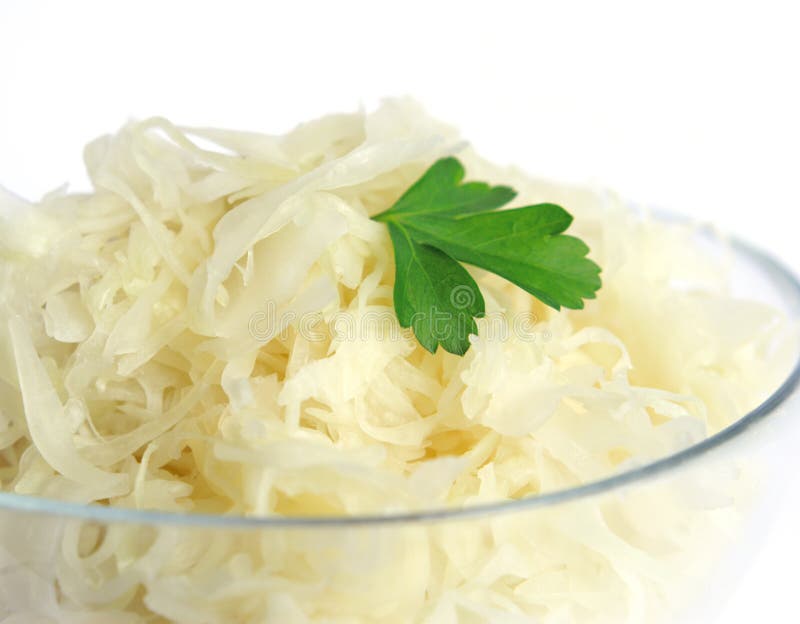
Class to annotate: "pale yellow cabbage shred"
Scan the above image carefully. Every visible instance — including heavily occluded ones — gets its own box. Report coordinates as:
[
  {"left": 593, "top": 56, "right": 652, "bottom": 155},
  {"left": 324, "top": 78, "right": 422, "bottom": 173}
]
[{"left": 0, "top": 100, "right": 793, "bottom": 623}]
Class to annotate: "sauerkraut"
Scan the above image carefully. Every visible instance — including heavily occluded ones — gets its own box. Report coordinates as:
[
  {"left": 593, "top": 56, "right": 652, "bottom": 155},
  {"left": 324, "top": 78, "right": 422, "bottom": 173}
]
[{"left": 0, "top": 99, "right": 794, "bottom": 623}]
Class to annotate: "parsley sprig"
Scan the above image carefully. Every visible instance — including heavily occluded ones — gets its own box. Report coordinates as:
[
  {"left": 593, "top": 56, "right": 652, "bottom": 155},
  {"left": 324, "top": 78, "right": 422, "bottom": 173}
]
[{"left": 372, "top": 157, "right": 601, "bottom": 355}]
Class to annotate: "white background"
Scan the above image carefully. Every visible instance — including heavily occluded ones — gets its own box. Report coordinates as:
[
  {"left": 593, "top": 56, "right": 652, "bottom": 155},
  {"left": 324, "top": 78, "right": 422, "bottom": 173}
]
[{"left": 1, "top": 2, "right": 799, "bottom": 621}]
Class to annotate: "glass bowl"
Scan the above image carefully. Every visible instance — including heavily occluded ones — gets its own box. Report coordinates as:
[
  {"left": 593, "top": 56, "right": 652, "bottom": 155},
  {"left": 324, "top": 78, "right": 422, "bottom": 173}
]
[{"left": 1, "top": 221, "right": 799, "bottom": 624}]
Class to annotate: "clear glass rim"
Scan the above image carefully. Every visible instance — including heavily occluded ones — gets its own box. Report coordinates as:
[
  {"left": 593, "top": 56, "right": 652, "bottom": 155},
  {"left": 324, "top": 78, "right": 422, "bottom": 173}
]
[{"left": 2, "top": 225, "right": 799, "bottom": 529}]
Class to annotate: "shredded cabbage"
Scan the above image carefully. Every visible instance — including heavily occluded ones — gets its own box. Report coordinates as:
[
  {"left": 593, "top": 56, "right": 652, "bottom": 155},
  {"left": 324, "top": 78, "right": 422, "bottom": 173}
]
[{"left": 0, "top": 99, "right": 794, "bottom": 623}]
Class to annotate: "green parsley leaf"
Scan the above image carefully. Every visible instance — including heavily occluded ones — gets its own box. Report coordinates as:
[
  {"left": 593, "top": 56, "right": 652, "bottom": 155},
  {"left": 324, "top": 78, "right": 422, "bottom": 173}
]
[
  {"left": 373, "top": 157, "right": 601, "bottom": 354},
  {"left": 386, "top": 223, "right": 485, "bottom": 356}
]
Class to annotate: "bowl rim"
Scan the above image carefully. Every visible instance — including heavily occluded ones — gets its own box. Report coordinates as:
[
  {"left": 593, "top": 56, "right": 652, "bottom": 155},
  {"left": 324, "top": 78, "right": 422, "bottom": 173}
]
[{"left": 2, "top": 223, "right": 799, "bottom": 529}]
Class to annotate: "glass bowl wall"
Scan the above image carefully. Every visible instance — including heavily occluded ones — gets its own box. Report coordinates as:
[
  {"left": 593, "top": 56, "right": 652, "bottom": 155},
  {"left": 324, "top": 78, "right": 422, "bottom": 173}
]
[{"left": 1, "top": 227, "right": 799, "bottom": 624}]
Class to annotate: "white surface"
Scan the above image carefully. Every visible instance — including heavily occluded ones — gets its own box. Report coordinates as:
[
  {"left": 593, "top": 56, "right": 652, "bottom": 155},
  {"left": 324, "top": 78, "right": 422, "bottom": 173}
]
[{"left": 1, "top": 2, "right": 799, "bottom": 621}]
